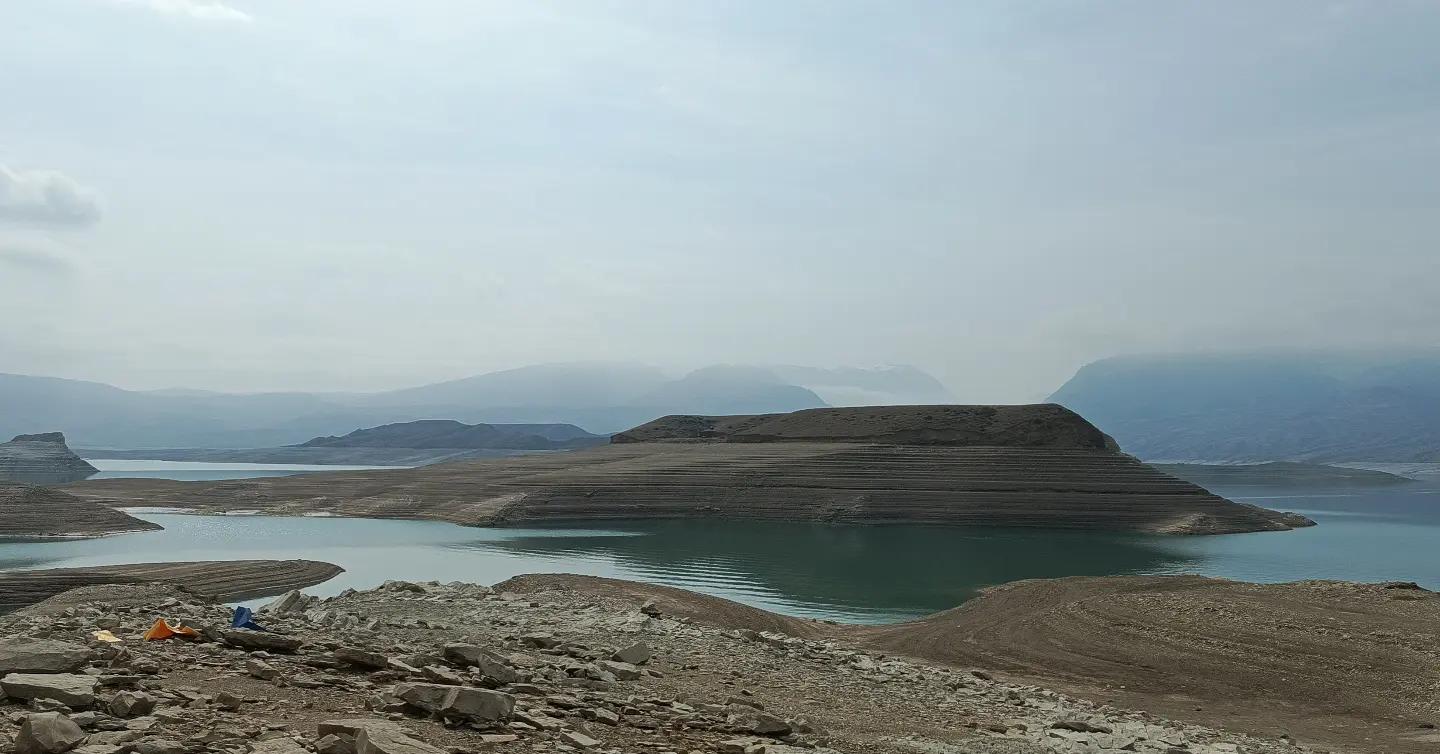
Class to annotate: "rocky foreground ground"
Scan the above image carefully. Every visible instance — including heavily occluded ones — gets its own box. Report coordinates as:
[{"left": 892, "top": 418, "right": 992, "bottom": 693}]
[{"left": 0, "top": 578, "right": 1318, "bottom": 754}]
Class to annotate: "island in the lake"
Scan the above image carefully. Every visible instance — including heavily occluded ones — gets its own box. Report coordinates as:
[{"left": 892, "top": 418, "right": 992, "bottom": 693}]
[
  {"left": 0, "top": 432, "right": 97, "bottom": 484},
  {"left": 64, "top": 404, "right": 1312, "bottom": 536}
]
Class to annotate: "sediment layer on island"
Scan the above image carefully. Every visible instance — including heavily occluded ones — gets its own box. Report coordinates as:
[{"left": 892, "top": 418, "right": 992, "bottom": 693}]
[
  {"left": 0, "top": 484, "right": 161, "bottom": 539},
  {"left": 66, "top": 405, "right": 1310, "bottom": 535},
  {"left": 0, "top": 559, "right": 343, "bottom": 613}
]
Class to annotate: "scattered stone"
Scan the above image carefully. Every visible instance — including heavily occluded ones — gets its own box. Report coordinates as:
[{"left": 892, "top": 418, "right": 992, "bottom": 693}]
[
  {"left": 107, "top": 691, "right": 156, "bottom": 718},
  {"left": 518, "top": 633, "right": 559, "bottom": 649},
  {"left": 559, "top": 730, "right": 600, "bottom": 749},
  {"left": 335, "top": 647, "right": 391, "bottom": 670},
  {"left": 16, "top": 712, "right": 85, "bottom": 754},
  {"left": 214, "top": 691, "right": 244, "bottom": 711},
  {"left": 355, "top": 726, "right": 446, "bottom": 754},
  {"left": 596, "top": 659, "right": 641, "bottom": 680},
  {"left": 1, "top": 674, "right": 98, "bottom": 708},
  {"left": 219, "top": 630, "right": 303, "bottom": 653},
  {"left": 440, "top": 686, "right": 514, "bottom": 723},
  {"left": 611, "top": 641, "right": 651, "bottom": 665}
]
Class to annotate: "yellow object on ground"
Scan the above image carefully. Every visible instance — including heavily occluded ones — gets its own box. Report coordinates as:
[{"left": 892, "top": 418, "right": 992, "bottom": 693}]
[
  {"left": 90, "top": 629, "right": 122, "bottom": 643},
  {"left": 142, "top": 618, "right": 200, "bottom": 641}
]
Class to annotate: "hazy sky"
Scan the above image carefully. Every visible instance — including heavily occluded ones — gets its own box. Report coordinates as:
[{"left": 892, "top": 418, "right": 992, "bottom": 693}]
[{"left": 2, "top": 1, "right": 1437, "bottom": 401}]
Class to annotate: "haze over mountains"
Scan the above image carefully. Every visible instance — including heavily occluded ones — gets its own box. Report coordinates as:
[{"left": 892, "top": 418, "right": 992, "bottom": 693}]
[
  {"left": 1051, "top": 351, "right": 1440, "bottom": 462},
  {"left": 0, "top": 363, "right": 952, "bottom": 449}
]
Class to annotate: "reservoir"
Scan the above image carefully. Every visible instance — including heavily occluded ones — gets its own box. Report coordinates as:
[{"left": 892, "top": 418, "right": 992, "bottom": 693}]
[{"left": 3, "top": 466, "right": 1437, "bottom": 622}]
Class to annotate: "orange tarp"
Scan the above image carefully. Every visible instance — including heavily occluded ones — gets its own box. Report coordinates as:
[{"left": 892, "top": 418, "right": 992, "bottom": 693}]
[{"left": 142, "top": 618, "right": 200, "bottom": 641}]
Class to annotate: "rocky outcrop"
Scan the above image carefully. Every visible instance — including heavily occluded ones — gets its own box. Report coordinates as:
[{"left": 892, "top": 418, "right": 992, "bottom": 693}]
[
  {"left": 611, "top": 404, "right": 1120, "bottom": 449},
  {"left": 67, "top": 406, "right": 1311, "bottom": 535},
  {"left": 0, "top": 559, "right": 343, "bottom": 613},
  {"left": 0, "top": 433, "right": 96, "bottom": 485},
  {"left": 0, "top": 484, "right": 161, "bottom": 539}
]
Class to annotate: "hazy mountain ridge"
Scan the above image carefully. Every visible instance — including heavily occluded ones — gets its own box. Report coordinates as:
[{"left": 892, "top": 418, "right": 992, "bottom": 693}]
[
  {"left": 297, "top": 419, "right": 604, "bottom": 450},
  {"left": 0, "top": 363, "right": 948, "bottom": 449},
  {"left": 1050, "top": 352, "right": 1440, "bottom": 462}
]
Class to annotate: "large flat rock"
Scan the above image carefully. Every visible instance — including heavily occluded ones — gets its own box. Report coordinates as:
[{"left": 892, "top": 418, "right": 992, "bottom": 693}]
[{"left": 0, "top": 638, "right": 91, "bottom": 674}]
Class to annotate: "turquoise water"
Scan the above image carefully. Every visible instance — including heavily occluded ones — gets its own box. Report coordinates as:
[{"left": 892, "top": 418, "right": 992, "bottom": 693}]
[
  {"left": 1, "top": 480, "right": 1437, "bottom": 623},
  {"left": 86, "top": 459, "right": 405, "bottom": 481}
]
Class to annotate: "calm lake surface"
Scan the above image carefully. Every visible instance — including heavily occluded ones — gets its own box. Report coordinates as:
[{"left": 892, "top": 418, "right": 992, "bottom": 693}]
[
  {"left": 3, "top": 472, "right": 1438, "bottom": 623},
  {"left": 86, "top": 459, "right": 404, "bottom": 481}
]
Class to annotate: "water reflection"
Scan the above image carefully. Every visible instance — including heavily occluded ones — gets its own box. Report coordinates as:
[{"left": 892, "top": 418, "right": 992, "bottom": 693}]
[
  {"left": 0, "top": 469, "right": 96, "bottom": 485},
  {"left": 466, "top": 521, "right": 1196, "bottom": 621}
]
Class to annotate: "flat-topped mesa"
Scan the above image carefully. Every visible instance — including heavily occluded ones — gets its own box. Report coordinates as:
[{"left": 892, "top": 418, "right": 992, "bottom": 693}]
[
  {"left": 0, "top": 432, "right": 97, "bottom": 485},
  {"left": 66, "top": 404, "right": 1312, "bottom": 536},
  {"left": 612, "top": 404, "right": 1121, "bottom": 450}
]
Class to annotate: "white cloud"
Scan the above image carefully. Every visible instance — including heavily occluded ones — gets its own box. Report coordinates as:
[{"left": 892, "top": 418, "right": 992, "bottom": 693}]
[
  {"left": 109, "top": 0, "right": 252, "bottom": 23},
  {"left": 0, "top": 165, "right": 102, "bottom": 227}
]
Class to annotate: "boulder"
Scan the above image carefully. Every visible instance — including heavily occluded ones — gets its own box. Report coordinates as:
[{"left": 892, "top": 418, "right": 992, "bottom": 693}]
[
  {"left": 611, "top": 642, "right": 651, "bottom": 665},
  {"left": 391, "top": 683, "right": 452, "bottom": 714},
  {"left": 315, "top": 735, "right": 349, "bottom": 754},
  {"left": 335, "top": 647, "right": 390, "bottom": 670},
  {"left": 108, "top": 691, "right": 157, "bottom": 718},
  {"left": 316, "top": 719, "right": 405, "bottom": 740},
  {"left": 250, "top": 739, "right": 309, "bottom": 754},
  {"left": 597, "top": 660, "right": 641, "bottom": 680},
  {"left": 246, "top": 659, "right": 280, "bottom": 680},
  {"left": 219, "top": 630, "right": 302, "bottom": 653},
  {"left": 440, "top": 687, "right": 514, "bottom": 723},
  {"left": 519, "top": 633, "right": 559, "bottom": 649},
  {"left": 2, "top": 674, "right": 98, "bottom": 708},
  {"left": 355, "top": 727, "right": 445, "bottom": 754},
  {"left": 16, "top": 712, "right": 85, "bottom": 754},
  {"left": 476, "top": 655, "right": 521, "bottom": 684},
  {"left": 440, "top": 644, "right": 484, "bottom": 666},
  {"left": 0, "top": 639, "right": 91, "bottom": 675},
  {"left": 259, "top": 590, "right": 311, "bottom": 614},
  {"left": 560, "top": 731, "right": 600, "bottom": 749}
]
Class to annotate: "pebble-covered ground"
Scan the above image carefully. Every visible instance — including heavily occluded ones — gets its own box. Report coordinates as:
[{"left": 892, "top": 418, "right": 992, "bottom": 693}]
[{"left": 0, "top": 579, "right": 1317, "bottom": 754}]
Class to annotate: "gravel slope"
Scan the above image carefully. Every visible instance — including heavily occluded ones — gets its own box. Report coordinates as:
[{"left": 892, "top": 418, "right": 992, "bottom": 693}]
[{"left": 506, "top": 574, "right": 1440, "bottom": 753}]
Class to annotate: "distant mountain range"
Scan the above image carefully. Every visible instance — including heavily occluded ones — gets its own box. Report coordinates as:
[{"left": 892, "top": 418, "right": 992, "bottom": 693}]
[
  {"left": 1050, "top": 351, "right": 1440, "bottom": 462},
  {"left": 0, "top": 363, "right": 953, "bottom": 449},
  {"left": 297, "top": 419, "right": 603, "bottom": 451}
]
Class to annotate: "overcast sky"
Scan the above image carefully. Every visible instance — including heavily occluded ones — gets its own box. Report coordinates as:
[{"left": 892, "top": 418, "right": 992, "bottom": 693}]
[{"left": 2, "top": 1, "right": 1437, "bottom": 401}]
